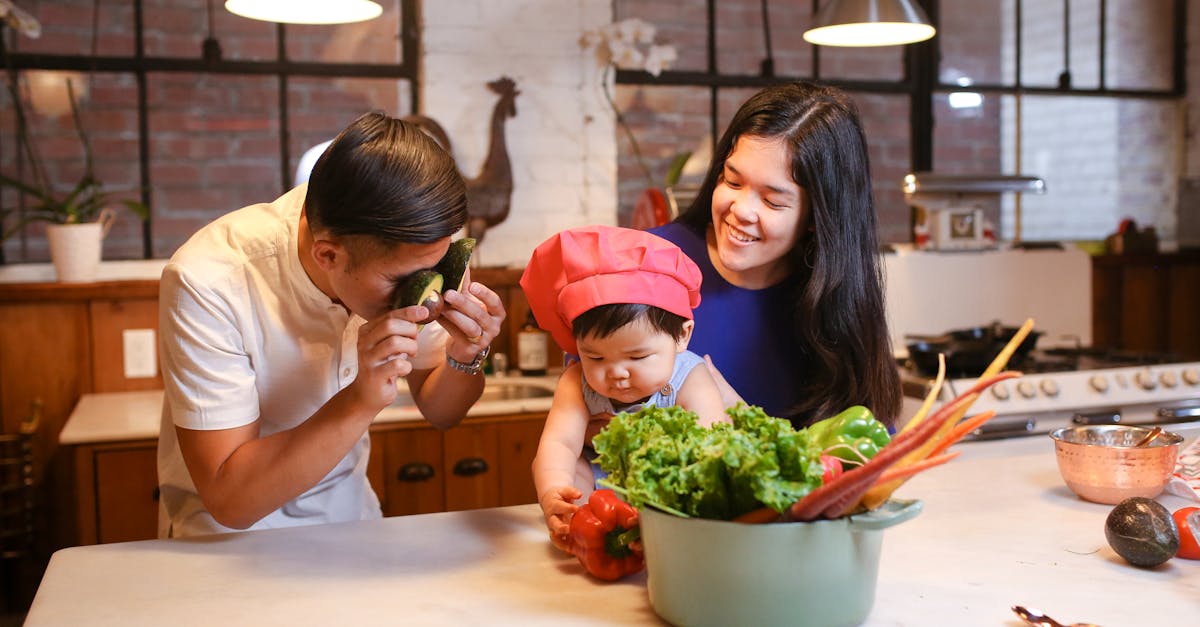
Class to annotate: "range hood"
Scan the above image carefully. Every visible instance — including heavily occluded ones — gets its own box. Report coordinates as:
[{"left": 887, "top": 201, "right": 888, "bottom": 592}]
[{"left": 903, "top": 173, "right": 1046, "bottom": 195}]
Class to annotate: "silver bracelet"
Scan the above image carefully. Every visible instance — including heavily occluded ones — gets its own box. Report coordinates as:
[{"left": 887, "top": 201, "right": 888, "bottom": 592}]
[{"left": 446, "top": 345, "right": 490, "bottom": 375}]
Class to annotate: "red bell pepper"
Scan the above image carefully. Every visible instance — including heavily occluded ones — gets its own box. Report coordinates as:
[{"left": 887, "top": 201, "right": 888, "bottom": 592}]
[{"left": 567, "top": 489, "right": 644, "bottom": 581}]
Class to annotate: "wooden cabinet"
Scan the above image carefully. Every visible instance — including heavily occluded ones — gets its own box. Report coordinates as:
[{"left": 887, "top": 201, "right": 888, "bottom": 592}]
[
  {"left": 377, "top": 412, "right": 544, "bottom": 516},
  {"left": 1091, "top": 252, "right": 1200, "bottom": 359},
  {"left": 72, "top": 440, "right": 160, "bottom": 545},
  {"left": 69, "top": 412, "right": 545, "bottom": 545}
]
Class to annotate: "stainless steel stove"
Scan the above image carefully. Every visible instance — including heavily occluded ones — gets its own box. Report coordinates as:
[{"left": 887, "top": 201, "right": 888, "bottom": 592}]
[{"left": 900, "top": 348, "right": 1200, "bottom": 440}]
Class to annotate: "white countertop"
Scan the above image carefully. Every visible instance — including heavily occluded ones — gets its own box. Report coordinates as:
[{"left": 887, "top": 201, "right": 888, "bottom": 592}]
[
  {"left": 59, "top": 374, "right": 558, "bottom": 445},
  {"left": 0, "top": 259, "right": 167, "bottom": 283},
  {"left": 30, "top": 426, "right": 1199, "bottom": 625}
]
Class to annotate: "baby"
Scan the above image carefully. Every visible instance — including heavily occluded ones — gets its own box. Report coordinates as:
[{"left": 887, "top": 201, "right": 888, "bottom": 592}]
[{"left": 520, "top": 225, "right": 727, "bottom": 550}]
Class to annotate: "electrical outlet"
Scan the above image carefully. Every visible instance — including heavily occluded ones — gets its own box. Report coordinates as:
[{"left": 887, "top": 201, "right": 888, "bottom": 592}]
[{"left": 123, "top": 328, "right": 157, "bottom": 379}]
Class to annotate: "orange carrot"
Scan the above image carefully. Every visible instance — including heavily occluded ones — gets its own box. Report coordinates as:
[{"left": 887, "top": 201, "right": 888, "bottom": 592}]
[
  {"left": 928, "top": 410, "right": 997, "bottom": 457},
  {"left": 733, "top": 507, "right": 781, "bottom": 524},
  {"left": 874, "top": 451, "right": 960, "bottom": 485}
]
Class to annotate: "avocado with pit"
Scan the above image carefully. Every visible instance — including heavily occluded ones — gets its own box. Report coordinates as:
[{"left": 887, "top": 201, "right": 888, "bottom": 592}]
[
  {"left": 393, "top": 270, "right": 445, "bottom": 323},
  {"left": 1105, "top": 496, "right": 1179, "bottom": 567},
  {"left": 436, "top": 237, "right": 476, "bottom": 293}
]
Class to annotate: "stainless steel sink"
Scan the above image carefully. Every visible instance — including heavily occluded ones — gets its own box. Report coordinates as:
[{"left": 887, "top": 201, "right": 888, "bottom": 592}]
[{"left": 392, "top": 377, "right": 555, "bottom": 407}]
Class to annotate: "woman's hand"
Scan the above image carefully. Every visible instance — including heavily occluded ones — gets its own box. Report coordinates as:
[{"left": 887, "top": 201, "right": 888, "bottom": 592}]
[
  {"left": 539, "top": 485, "right": 582, "bottom": 553},
  {"left": 350, "top": 308, "right": 426, "bottom": 410},
  {"left": 438, "top": 268, "right": 506, "bottom": 362},
  {"left": 704, "top": 354, "right": 745, "bottom": 409}
]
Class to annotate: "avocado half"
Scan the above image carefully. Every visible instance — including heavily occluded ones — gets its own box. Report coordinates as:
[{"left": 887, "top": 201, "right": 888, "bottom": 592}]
[
  {"left": 393, "top": 269, "right": 445, "bottom": 323},
  {"left": 436, "top": 237, "right": 476, "bottom": 293}
]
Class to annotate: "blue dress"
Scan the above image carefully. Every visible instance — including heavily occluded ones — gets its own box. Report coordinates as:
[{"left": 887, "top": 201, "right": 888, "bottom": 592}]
[{"left": 650, "top": 222, "right": 803, "bottom": 419}]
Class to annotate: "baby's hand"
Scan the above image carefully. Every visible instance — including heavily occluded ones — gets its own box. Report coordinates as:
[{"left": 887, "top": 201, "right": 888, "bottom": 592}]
[{"left": 538, "top": 485, "right": 583, "bottom": 553}]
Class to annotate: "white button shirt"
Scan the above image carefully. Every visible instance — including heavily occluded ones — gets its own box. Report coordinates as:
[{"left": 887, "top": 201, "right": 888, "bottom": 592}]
[{"left": 157, "top": 184, "right": 447, "bottom": 537}]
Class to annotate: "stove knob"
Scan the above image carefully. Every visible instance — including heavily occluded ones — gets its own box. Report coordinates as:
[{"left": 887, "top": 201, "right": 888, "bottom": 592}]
[
  {"left": 991, "top": 382, "right": 1011, "bottom": 400},
  {"left": 1134, "top": 369, "right": 1157, "bottom": 391},
  {"left": 1089, "top": 375, "right": 1110, "bottom": 393},
  {"left": 1039, "top": 379, "right": 1060, "bottom": 397},
  {"left": 1159, "top": 371, "right": 1178, "bottom": 388},
  {"left": 1184, "top": 368, "right": 1200, "bottom": 386},
  {"left": 1017, "top": 381, "right": 1036, "bottom": 399}
]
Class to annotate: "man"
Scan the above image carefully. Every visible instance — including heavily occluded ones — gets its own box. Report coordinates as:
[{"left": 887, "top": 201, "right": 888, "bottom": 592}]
[{"left": 157, "top": 112, "right": 505, "bottom": 537}]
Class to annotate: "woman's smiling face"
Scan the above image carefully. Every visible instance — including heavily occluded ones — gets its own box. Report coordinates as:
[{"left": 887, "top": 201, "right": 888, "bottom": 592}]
[{"left": 709, "top": 135, "right": 809, "bottom": 289}]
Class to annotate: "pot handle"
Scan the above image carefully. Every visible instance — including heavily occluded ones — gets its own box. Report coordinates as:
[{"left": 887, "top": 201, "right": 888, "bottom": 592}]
[
  {"left": 97, "top": 207, "right": 117, "bottom": 239},
  {"left": 847, "top": 498, "right": 923, "bottom": 531}
]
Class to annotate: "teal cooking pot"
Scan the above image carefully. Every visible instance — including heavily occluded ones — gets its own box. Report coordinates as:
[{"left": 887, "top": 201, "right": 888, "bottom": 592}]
[{"left": 639, "top": 499, "right": 923, "bottom": 627}]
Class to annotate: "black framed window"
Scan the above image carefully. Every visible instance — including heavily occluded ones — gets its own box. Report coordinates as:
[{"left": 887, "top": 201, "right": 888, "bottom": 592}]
[{"left": 1, "top": 0, "right": 419, "bottom": 264}]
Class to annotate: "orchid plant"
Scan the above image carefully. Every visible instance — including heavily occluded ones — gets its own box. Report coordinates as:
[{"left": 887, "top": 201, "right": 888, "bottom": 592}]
[
  {"left": 0, "top": 1, "right": 147, "bottom": 243},
  {"left": 581, "top": 18, "right": 684, "bottom": 189}
]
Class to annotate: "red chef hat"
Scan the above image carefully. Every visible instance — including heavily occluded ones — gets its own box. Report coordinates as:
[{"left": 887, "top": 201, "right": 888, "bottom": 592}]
[{"left": 519, "top": 225, "right": 702, "bottom": 355}]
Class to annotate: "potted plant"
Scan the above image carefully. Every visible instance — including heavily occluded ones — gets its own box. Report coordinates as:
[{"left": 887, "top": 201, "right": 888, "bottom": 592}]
[{"left": 1, "top": 3, "right": 147, "bottom": 281}]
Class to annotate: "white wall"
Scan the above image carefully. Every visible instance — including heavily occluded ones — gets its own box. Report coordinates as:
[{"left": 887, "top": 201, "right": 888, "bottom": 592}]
[{"left": 420, "top": 0, "right": 617, "bottom": 268}]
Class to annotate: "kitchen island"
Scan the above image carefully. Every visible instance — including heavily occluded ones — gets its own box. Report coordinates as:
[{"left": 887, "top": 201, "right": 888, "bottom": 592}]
[{"left": 29, "top": 427, "right": 1198, "bottom": 625}]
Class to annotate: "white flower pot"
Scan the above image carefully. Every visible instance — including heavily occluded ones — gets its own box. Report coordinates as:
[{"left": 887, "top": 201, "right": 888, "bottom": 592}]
[{"left": 46, "top": 208, "right": 115, "bottom": 283}]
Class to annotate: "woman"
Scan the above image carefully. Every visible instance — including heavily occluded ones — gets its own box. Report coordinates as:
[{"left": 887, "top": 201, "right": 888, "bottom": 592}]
[{"left": 652, "top": 81, "right": 901, "bottom": 428}]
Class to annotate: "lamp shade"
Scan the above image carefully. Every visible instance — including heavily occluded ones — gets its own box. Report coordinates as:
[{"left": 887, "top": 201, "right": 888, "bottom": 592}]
[
  {"left": 803, "top": 0, "right": 935, "bottom": 47},
  {"left": 225, "top": 0, "right": 383, "bottom": 25}
]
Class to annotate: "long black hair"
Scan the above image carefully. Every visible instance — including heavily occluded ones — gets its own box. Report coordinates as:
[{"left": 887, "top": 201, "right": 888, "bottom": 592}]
[
  {"left": 678, "top": 81, "right": 901, "bottom": 427},
  {"left": 304, "top": 112, "right": 467, "bottom": 249}
]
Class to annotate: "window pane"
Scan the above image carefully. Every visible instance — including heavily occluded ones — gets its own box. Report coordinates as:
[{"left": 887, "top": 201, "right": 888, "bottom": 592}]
[
  {"left": 285, "top": 0, "right": 403, "bottom": 64},
  {"left": 714, "top": 1, "right": 772, "bottom": 76},
  {"left": 856, "top": 94, "right": 913, "bottom": 244},
  {"left": 144, "top": 0, "right": 277, "bottom": 61},
  {"left": 816, "top": 47, "right": 906, "bottom": 83},
  {"left": 12, "top": 0, "right": 137, "bottom": 57},
  {"left": 148, "top": 73, "right": 282, "bottom": 259},
  {"left": 0, "top": 72, "right": 143, "bottom": 263},
  {"left": 940, "top": 0, "right": 1010, "bottom": 86},
  {"left": 288, "top": 77, "right": 411, "bottom": 187},
  {"left": 1107, "top": 0, "right": 1174, "bottom": 91},
  {"left": 616, "top": 0, "right": 709, "bottom": 73},
  {"left": 1000, "top": 95, "right": 1182, "bottom": 242},
  {"left": 613, "top": 85, "right": 712, "bottom": 226}
]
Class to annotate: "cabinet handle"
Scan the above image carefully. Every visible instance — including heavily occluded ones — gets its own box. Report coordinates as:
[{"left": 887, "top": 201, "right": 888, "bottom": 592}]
[
  {"left": 397, "top": 462, "right": 435, "bottom": 482},
  {"left": 453, "top": 457, "right": 489, "bottom": 477},
  {"left": 152, "top": 486, "right": 160, "bottom": 502}
]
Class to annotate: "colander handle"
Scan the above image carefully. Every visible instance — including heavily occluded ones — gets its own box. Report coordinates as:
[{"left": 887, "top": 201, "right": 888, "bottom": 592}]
[{"left": 847, "top": 498, "right": 923, "bottom": 531}]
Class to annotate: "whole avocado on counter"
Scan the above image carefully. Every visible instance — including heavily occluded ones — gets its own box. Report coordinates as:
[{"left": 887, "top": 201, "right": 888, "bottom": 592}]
[{"left": 1104, "top": 497, "right": 1179, "bottom": 567}]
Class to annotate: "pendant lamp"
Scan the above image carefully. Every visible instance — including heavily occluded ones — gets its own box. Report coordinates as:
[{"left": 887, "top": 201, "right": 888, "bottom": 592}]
[
  {"left": 803, "top": 0, "right": 935, "bottom": 47},
  {"left": 225, "top": 0, "right": 383, "bottom": 25}
]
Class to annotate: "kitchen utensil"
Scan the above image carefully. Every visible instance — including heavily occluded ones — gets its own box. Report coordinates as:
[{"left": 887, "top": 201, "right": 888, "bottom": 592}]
[
  {"left": 906, "top": 321, "right": 1042, "bottom": 377},
  {"left": 639, "top": 499, "right": 922, "bottom": 627},
  {"left": 1011, "top": 605, "right": 1100, "bottom": 627},
  {"left": 1049, "top": 425, "right": 1184, "bottom": 504},
  {"left": 1133, "top": 426, "right": 1162, "bottom": 447}
]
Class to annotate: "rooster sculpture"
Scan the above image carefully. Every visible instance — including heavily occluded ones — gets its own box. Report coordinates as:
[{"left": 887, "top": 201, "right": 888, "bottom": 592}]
[{"left": 403, "top": 76, "right": 519, "bottom": 245}]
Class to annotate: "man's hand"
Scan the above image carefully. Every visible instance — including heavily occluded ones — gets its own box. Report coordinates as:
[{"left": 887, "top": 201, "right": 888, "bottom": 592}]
[
  {"left": 438, "top": 268, "right": 506, "bottom": 363},
  {"left": 350, "top": 307, "right": 426, "bottom": 410}
]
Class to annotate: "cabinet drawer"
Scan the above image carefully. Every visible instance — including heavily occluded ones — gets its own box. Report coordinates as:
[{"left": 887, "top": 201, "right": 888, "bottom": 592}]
[
  {"left": 381, "top": 428, "right": 444, "bottom": 516},
  {"left": 443, "top": 422, "right": 501, "bottom": 511},
  {"left": 93, "top": 445, "right": 159, "bottom": 544}
]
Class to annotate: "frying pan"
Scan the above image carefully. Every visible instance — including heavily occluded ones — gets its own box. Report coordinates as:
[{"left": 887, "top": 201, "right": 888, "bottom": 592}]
[{"left": 906, "top": 321, "right": 1042, "bottom": 378}]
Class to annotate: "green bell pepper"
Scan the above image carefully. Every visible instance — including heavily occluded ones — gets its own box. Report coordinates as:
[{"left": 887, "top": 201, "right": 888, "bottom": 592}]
[{"left": 806, "top": 405, "right": 891, "bottom": 466}]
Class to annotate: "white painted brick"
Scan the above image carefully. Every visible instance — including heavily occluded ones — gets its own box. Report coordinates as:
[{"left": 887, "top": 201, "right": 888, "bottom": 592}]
[{"left": 421, "top": 2, "right": 614, "bottom": 267}]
